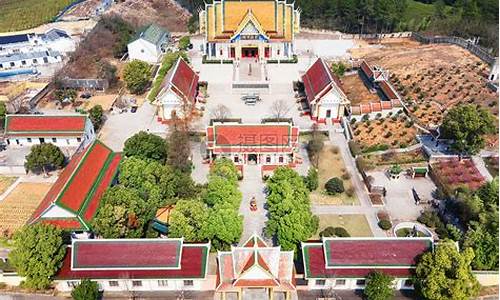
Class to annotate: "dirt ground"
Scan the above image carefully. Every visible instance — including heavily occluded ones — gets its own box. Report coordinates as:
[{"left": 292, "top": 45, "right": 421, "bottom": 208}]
[
  {"left": 61, "top": 0, "right": 102, "bottom": 19},
  {"left": 0, "top": 183, "right": 52, "bottom": 234},
  {"left": 341, "top": 73, "right": 380, "bottom": 105},
  {"left": 352, "top": 116, "right": 418, "bottom": 150},
  {"left": 310, "top": 145, "right": 358, "bottom": 205},
  {"left": 107, "top": 0, "right": 191, "bottom": 32},
  {"left": 349, "top": 39, "right": 498, "bottom": 126},
  {"left": 313, "top": 214, "right": 373, "bottom": 238}
]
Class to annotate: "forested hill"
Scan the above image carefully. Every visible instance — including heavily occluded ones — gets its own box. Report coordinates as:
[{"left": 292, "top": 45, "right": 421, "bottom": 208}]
[{"left": 176, "top": 0, "right": 498, "bottom": 53}]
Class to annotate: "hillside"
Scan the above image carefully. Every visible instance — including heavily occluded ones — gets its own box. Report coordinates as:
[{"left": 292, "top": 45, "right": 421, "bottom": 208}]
[{"left": 107, "top": 0, "right": 191, "bottom": 32}]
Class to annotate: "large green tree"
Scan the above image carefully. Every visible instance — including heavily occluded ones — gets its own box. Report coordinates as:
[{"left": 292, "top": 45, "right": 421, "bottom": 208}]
[
  {"left": 210, "top": 158, "right": 240, "bottom": 183},
  {"left": 123, "top": 131, "right": 168, "bottom": 163},
  {"left": 440, "top": 104, "right": 496, "bottom": 155},
  {"left": 202, "top": 203, "right": 243, "bottom": 250},
  {"left": 88, "top": 105, "right": 104, "bottom": 131},
  {"left": 91, "top": 186, "right": 154, "bottom": 238},
  {"left": 9, "top": 224, "right": 65, "bottom": 289},
  {"left": 168, "top": 199, "right": 209, "bottom": 242},
  {"left": 24, "top": 143, "right": 65, "bottom": 174},
  {"left": 203, "top": 175, "right": 242, "bottom": 209},
  {"left": 364, "top": 271, "right": 395, "bottom": 300},
  {"left": 123, "top": 60, "right": 151, "bottom": 94},
  {"left": 71, "top": 279, "right": 99, "bottom": 300},
  {"left": 265, "top": 167, "right": 318, "bottom": 253},
  {"left": 415, "top": 241, "right": 480, "bottom": 300},
  {"left": 463, "top": 221, "right": 498, "bottom": 270}
]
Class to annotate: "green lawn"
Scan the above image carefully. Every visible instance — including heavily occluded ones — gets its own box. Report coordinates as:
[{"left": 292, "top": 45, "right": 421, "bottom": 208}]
[
  {"left": 403, "top": 0, "right": 435, "bottom": 22},
  {"left": 313, "top": 214, "right": 373, "bottom": 238},
  {"left": 0, "top": 0, "right": 75, "bottom": 32}
]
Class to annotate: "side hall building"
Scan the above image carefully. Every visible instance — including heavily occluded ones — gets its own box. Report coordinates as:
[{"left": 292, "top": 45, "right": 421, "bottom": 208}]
[{"left": 199, "top": 0, "right": 300, "bottom": 60}]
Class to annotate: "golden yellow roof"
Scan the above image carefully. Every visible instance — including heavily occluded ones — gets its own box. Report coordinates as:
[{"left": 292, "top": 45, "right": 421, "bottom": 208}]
[{"left": 202, "top": 0, "right": 299, "bottom": 42}]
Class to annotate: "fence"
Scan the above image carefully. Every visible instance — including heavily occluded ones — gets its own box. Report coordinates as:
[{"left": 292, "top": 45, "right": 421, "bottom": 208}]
[
  {"left": 60, "top": 78, "right": 109, "bottom": 91},
  {"left": 412, "top": 33, "right": 496, "bottom": 65},
  {"left": 340, "top": 31, "right": 413, "bottom": 40}
]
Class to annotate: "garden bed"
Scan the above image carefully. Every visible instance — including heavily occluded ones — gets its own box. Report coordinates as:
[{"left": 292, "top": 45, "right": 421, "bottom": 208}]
[
  {"left": 313, "top": 214, "right": 373, "bottom": 238},
  {"left": 430, "top": 159, "right": 485, "bottom": 193},
  {"left": 361, "top": 148, "right": 427, "bottom": 168},
  {"left": 351, "top": 113, "right": 418, "bottom": 151},
  {"left": 310, "top": 145, "right": 358, "bottom": 205}
]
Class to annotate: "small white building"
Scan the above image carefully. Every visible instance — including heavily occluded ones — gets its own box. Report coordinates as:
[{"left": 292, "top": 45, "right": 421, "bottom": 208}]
[
  {"left": 127, "top": 24, "right": 170, "bottom": 63},
  {"left": 156, "top": 57, "right": 199, "bottom": 121},
  {"left": 55, "top": 238, "right": 212, "bottom": 293},
  {"left": 0, "top": 50, "right": 63, "bottom": 70},
  {"left": 4, "top": 114, "right": 95, "bottom": 148},
  {"left": 302, "top": 58, "right": 350, "bottom": 123}
]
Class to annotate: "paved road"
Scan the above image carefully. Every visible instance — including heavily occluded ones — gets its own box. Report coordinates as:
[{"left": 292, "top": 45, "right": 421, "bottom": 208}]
[
  {"left": 318, "top": 128, "right": 385, "bottom": 237},
  {"left": 238, "top": 165, "right": 269, "bottom": 244}
]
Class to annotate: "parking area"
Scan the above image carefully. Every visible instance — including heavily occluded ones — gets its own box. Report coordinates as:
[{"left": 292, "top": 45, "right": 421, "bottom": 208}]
[
  {"left": 367, "top": 170, "right": 437, "bottom": 222},
  {"left": 98, "top": 101, "right": 167, "bottom": 151}
]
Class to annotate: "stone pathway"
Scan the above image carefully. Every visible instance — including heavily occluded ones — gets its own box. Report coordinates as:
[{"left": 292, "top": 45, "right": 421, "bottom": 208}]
[
  {"left": 472, "top": 155, "right": 494, "bottom": 182},
  {"left": 238, "top": 164, "right": 269, "bottom": 244}
]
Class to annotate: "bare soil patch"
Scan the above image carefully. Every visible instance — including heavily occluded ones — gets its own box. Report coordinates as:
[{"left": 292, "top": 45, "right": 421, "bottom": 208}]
[
  {"left": 107, "top": 0, "right": 191, "bottom": 32},
  {"left": 0, "top": 183, "right": 52, "bottom": 234},
  {"left": 341, "top": 73, "right": 380, "bottom": 105},
  {"left": 350, "top": 40, "right": 498, "bottom": 127},
  {"left": 352, "top": 115, "right": 418, "bottom": 150}
]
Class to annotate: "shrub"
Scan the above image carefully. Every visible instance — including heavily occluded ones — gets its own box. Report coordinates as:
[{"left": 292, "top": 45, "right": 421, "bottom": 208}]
[
  {"left": 88, "top": 105, "right": 104, "bottom": 131},
  {"left": 325, "top": 177, "right": 344, "bottom": 195},
  {"left": 303, "top": 168, "right": 319, "bottom": 191},
  {"left": 350, "top": 118, "right": 357, "bottom": 124},
  {"left": 341, "top": 172, "right": 351, "bottom": 180},
  {"left": 362, "top": 114, "right": 369, "bottom": 122},
  {"left": 417, "top": 210, "right": 441, "bottom": 228},
  {"left": 178, "top": 36, "right": 191, "bottom": 51},
  {"left": 71, "top": 279, "right": 100, "bottom": 300},
  {"left": 345, "top": 187, "right": 355, "bottom": 197},
  {"left": 123, "top": 60, "right": 151, "bottom": 94},
  {"left": 348, "top": 141, "right": 361, "bottom": 157},
  {"left": 320, "top": 226, "right": 350, "bottom": 237},
  {"left": 378, "top": 219, "right": 392, "bottom": 230}
]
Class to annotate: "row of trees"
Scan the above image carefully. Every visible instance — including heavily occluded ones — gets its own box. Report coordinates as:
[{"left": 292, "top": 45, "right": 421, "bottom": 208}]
[
  {"left": 168, "top": 158, "right": 243, "bottom": 250},
  {"left": 265, "top": 167, "right": 319, "bottom": 254}
]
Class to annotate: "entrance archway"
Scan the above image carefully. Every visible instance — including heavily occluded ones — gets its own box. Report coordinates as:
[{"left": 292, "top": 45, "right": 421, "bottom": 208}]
[
  {"left": 248, "top": 154, "right": 258, "bottom": 164},
  {"left": 242, "top": 47, "right": 258, "bottom": 58}
]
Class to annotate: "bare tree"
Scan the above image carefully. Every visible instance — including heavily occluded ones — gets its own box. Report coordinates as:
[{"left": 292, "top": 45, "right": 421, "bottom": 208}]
[
  {"left": 270, "top": 99, "right": 292, "bottom": 119},
  {"left": 210, "top": 104, "right": 231, "bottom": 120}
]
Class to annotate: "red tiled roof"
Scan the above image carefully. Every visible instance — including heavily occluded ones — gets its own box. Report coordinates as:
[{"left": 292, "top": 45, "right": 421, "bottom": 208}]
[
  {"left": 171, "top": 58, "right": 199, "bottom": 104},
  {"left": 302, "top": 58, "right": 334, "bottom": 104},
  {"left": 302, "top": 243, "right": 428, "bottom": 279},
  {"left": 360, "top": 61, "right": 373, "bottom": 78},
  {"left": 5, "top": 115, "right": 86, "bottom": 137},
  {"left": 360, "top": 104, "right": 371, "bottom": 114},
  {"left": 72, "top": 239, "right": 182, "bottom": 270},
  {"left": 371, "top": 102, "right": 382, "bottom": 112},
  {"left": 30, "top": 140, "right": 121, "bottom": 230},
  {"left": 381, "top": 101, "right": 393, "bottom": 110},
  {"left": 57, "top": 244, "right": 209, "bottom": 279},
  {"left": 59, "top": 142, "right": 112, "bottom": 212},
  {"left": 379, "top": 80, "right": 399, "bottom": 100},
  {"left": 324, "top": 239, "right": 432, "bottom": 267}
]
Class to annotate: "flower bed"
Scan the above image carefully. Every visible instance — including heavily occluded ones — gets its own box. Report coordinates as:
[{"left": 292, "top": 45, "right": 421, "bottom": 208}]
[
  {"left": 431, "top": 159, "right": 485, "bottom": 193},
  {"left": 369, "top": 193, "right": 384, "bottom": 206}
]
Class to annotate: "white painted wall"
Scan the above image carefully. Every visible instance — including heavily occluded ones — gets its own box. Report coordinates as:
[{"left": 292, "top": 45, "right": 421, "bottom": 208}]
[
  {"left": 0, "top": 54, "right": 62, "bottom": 70},
  {"left": 56, "top": 278, "right": 206, "bottom": 293},
  {"left": 128, "top": 39, "right": 160, "bottom": 63},
  {"left": 307, "top": 278, "right": 414, "bottom": 290}
]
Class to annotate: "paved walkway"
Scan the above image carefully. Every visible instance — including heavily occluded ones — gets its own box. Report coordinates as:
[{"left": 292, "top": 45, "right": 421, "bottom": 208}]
[
  {"left": 238, "top": 165, "right": 269, "bottom": 244},
  {"left": 472, "top": 155, "right": 494, "bottom": 182},
  {"left": 317, "top": 128, "right": 385, "bottom": 237}
]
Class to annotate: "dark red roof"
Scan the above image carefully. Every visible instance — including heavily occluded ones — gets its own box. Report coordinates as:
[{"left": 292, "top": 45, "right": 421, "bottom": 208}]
[
  {"left": 360, "top": 61, "right": 374, "bottom": 78},
  {"left": 170, "top": 58, "right": 199, "bottom": 104},
  {"left": 30, "top": 141, "right": 121, "bottom": 230},
  {"left": 234, "top": 279, "right": 279, "bottom": 287},
  {"left": 324, "top": 239, "right": 432, "bottom": 267},
  {"left": 72, "top": 239, "right": 182, "bottom": 269},
  {"left": 39, "top": 218, "right": 84, "bottom": 230},
  {"left": 56, "top": 243, "right": 209, "bottom": 279},
  {"left": 302, "top": 239, "right": 433, "bottom": 279},
  {"left": 5, "top": 115, "right": 87, "bottom": 137},
  {"left": 379, "top": 80, "right": 399, "bottom": 100},
  {"left": 302, "top": 58, "right": 334, "bottom": 104}
]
